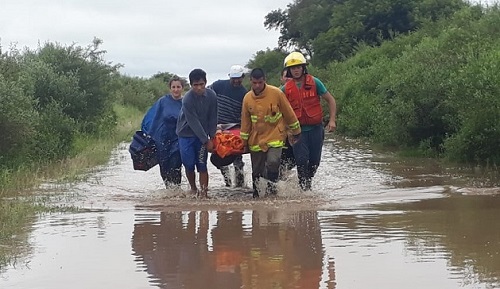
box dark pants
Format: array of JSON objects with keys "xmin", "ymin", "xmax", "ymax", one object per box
[
  {"xmin": 250, "ymin": 148, "xmax": 282, "ymax": 197},
  {"xmin": 157, "ymin": 141, "xmax": 182, "ymax": 188},
  {"xmin": 279, "ymin": 138, "xmax": 296, "ymax": 179},
  {"xmin": 292, "ymin": 124, "xmax": 324, "ymax": 190}
]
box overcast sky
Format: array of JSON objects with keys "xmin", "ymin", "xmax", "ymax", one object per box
[{"xmin": 0, "ymin": 0, "xmax": 292, "ymax": 83}]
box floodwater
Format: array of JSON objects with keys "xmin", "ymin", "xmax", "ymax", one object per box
[{"xmin": 1, "ymin": 136, "xmax": 500, "ymax": 289}]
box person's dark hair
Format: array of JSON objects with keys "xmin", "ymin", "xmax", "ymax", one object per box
[
  {"xmin": 250, "ymin": 68, "xmax": 266, "ymax": 80},
  {"xmin": 281, "ymin": 67, "xmax": 288, "ymax": 77},
  {"xmin": 188, "ymin": 68, "xmax": 207, "ymax": 84},
  {"xmin": 168, "ymin": 75, "xmax": 184, "ymax": 88}
]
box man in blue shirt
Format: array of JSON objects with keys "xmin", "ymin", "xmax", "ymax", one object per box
[
  {"xmin": 176, "ymin": 69, "xmax": 218, "ymax": 198},
  {"xmin": 208, "ymin": 65, "xmax": 248, "ymax": 188}
]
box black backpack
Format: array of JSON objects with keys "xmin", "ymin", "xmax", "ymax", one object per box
[{"xmin": 128, "ymin": 131, "xmax": 158, "ymax": 171}]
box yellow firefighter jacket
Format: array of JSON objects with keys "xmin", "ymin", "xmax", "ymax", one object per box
[{"xmin": 240, "ymin": 84, "xmax": 301, "ymax": 152}]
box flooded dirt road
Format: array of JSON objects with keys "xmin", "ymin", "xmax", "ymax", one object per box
[{"xmin": 1, "ymin": 137, "xmax": 500, "ymax": 288}]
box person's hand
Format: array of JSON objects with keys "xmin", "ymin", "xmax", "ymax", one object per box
[
  {"xmin": 325, "ymin": 120, "xmax": 336, "ymax": 132},
  {"xmin": 205, "ymin": 139, "xmax": 214, "ymax": 152},
  {"xmin": 289, "ymin": 133, "xmax": 301, "ymax": 146}
]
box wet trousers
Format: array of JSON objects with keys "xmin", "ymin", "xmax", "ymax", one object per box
[
  {"xmin": 250, "ymin": 148, "xmax": 282, "ymax": 197},
  {"xmin": 220, "ymin": 155, "xmax": 245, "ymax": 187},
  {"xmin": 292, "ymin": 124, "xmax": 324, "ymax": 191},
  {"xmin": 157, "ymin": 142, "xmax": 182, "ymax": 188}
]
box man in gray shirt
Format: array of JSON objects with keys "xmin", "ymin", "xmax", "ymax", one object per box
[{"xmin": 176, "ymin": 68, "xmax": 218, "ymax": 198}]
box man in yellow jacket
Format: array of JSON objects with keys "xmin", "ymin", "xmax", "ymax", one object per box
[{"xmin": 240, "ymin": 68, "xmax": 301, "ymax": 198}]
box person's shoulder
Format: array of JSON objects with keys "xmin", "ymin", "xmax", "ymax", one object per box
[
  {"xmin": 206, "ymin": 88, "xmax": 217, "ymax": 98},
  {"xmin": 182, "ymin": 90, "xmax": 195, "ymax": 101},
  {"xmin": 311, "ymin": 75, "xmax": 325, "ymax": 85},
  {"xmin": 266, "ymin": 84, "xmax": 283, "ymax": 93},
  {"xmin": 211, "ymin": 79, "xmax": 228, "ymax": 88},
  {"xmin": 217, "ymin": 79, "xmax": 230, "ymax": 85},
  {"xmin": 239, "ymin": 85, "xmax": 249, "ymax": 93},
  {"xmin": 153, "ymin": 94, "xmax": 168, "ymax": 105},
  {"xmin": 159, "ymin": 94, "xmax": 173, "ymax": 101},
  {"xmin": 242, "ymin": 90, "xmax": 253, "ymax": 100}
]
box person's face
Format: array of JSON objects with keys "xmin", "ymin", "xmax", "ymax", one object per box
[
  {"xmin": 191, "ymin": 79, "xmax": 206, "ymax": 96},
  {"xmin": 170, "ymin": 80, "xmax": 183, "ymax": 98},
  {"xmin": 290, "ymin": 65, "xmax": 304, "ymax": 79},
  {"xmin": 281, "ymin": 70, "xmax": 291, "ymax": 85},
  {"xmin": 250, "ymin": 77, "xmax": 266, "ymax": 95},
  {"xmin": 229, "ymin": 77, "xmax": 243, "ymax": 87}
]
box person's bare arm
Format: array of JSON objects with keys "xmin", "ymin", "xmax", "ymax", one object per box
[{"xmin": 322, "ymin": 92, "xmax": 337, "ymax": 132}]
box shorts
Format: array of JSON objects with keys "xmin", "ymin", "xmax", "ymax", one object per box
[{"xmin": 179, "ymin": 137, "xmax": 208, "ymax": 172}]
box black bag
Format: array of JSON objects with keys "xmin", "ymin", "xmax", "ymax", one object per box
[{"xmin": 129, "ymin": 131, "xmax": 158, "ymax": 171}]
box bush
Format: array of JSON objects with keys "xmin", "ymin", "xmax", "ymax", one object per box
[{"xmin": 0, "ymin": 74, "xmax": 38, "ymax": 167}]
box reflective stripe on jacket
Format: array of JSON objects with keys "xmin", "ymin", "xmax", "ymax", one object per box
[{"xmin": 240, "ymin": 84, "xmax": 301, "ymax": 152}]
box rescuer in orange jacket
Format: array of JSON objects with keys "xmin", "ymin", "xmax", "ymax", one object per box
[{"xmin": 282, "ymin": 52, "xmax": 337, "ymax": 191}]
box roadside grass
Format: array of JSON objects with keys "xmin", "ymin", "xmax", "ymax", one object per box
[{"xmin": 0, "ymin": 104, "xmax": 143, "ymax": 270}]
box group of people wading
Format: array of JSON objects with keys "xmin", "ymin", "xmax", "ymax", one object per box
[{"xmin": 140, "ymin": 52, "xmax": 337, "ymax": 198}]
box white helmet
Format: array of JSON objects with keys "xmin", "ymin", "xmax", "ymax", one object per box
[{"xmin": 228, "ymin": 65, "xmax": 245, "ymax": 78}]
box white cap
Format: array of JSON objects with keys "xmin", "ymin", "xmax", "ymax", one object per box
[{"xmin": 228, "ymin": 65, "xmax": 244, "ymax": 78}]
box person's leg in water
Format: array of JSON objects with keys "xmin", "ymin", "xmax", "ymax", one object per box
[
  {"xmin": 279, "ymin": 138, "xmax": 296, "ymax": 180},
  {"xmin": 294, "ymin": 125, "xmax": 324, "ymax": 191},
  {"xmin": 265, "ymin": 147, "xmax": 282, "ymax": 195},
  {"xmin": 159, "ymin": 145, "xmax": 182, "ymax": 189},
  {"xmin": 220, "ymin": 166, "xmax": 232, "ymax": 187},
  {"xmin": 185, "ymin": 170, "xmax": 197, "ymax": 194},
  {"xmin": 293, "ymin": 130, "xmax": 312, "ymax": 191},
  {"xmin": 199, "ymin": 171, "xmax": 209, "ymax": 198},
  {"xmin": 250, "ymin": 151, "xmax": 266, "ymax": 198},
  {"xmin": 233, "ymin": 155, "xmax": 245, "ymax": 187},
  {"xmin": 179, "ymin": 137, "xmax": 199, "ymax": 194},
  {"xmin": 195, "ymin": 143, "xmax": 209, "ymax": 198},
  {"xmin": 307, "ymin": 124, "xmax": 325, "ymax": 189}
]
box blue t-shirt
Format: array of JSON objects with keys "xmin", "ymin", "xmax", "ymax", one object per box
[{"xmin": 209, "ymin": 79, "xmax": 247, "ymax": 125}]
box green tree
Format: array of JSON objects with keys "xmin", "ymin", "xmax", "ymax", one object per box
[
  {"xmin": 22, "ymin": 38, "xmax": 119, "ymax": 134},
  {"xmin": 246, "ymin": 48, "xmax": 288, "ymax": 86},
  {"xmin": 265, "ymin": 0, "xmax": 467, "ymax": 64},
  {"xmin": 0, "ymin": 74, "xmax": 38, "ymax": 166}
]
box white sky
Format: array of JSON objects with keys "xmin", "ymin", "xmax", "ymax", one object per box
[{"xmin": 0, "ymin": 0, "xmax": 292, "ymax": 83}]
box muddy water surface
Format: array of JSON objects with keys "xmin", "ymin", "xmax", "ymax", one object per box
[{"xmin": 1, "ymin": 137, "xmax": 500, "ymax": 289}]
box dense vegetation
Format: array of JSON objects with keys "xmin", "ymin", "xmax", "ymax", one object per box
[
  {"xmin": 0, "ymin": 38, "xmax": 177, "ymax": 192},
  {"xmin": 252, "ymin": 1, "xmax": 500, "ymax": 165}
]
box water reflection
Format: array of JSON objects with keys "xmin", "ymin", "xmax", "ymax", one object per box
[
  {"xmin": 374, "ymin": 195, "xmax": 500, "ymax": 286},
  {"xmin": 318, "ymin": 194, "xmax": 500, "ymax": 288},
  {"xmin": 132, "ymin": 210, "xmax": 334, "ymax": 289}
]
